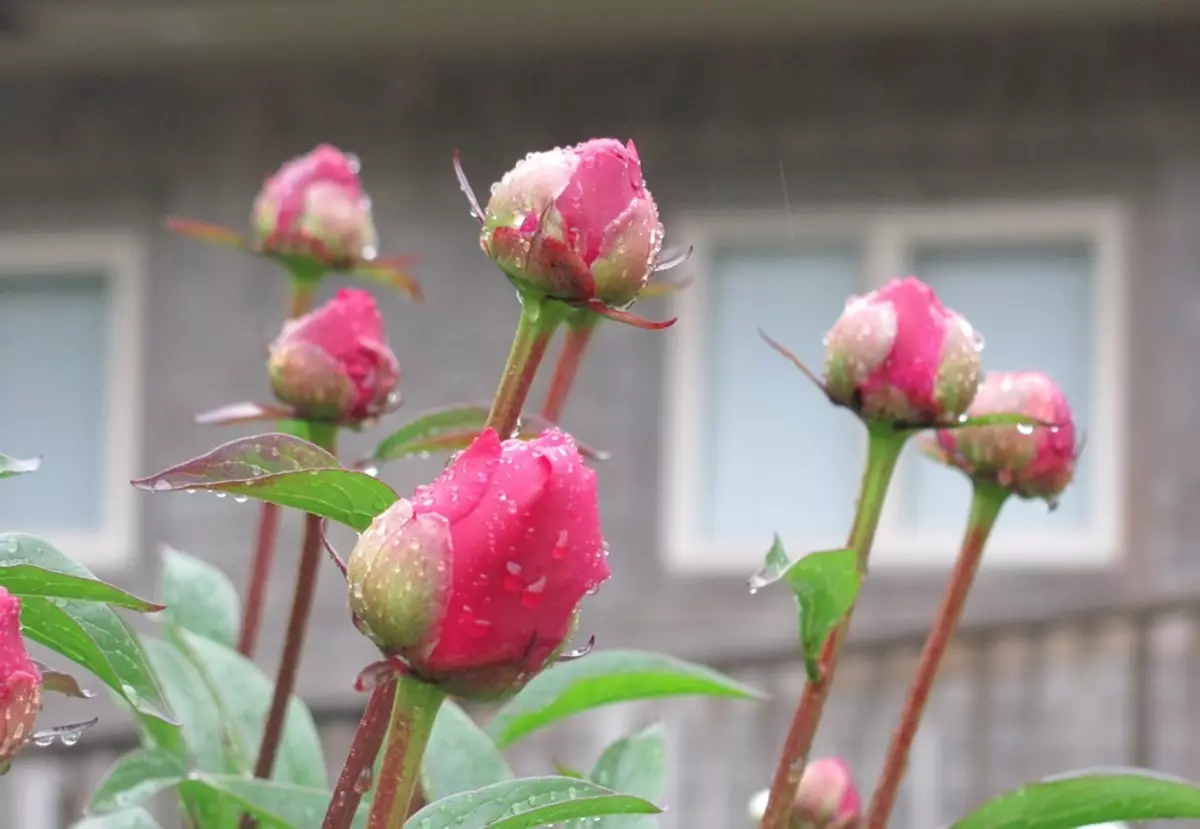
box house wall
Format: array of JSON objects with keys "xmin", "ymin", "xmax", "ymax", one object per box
[{"xmin": 0, "ymin": 18, "xmax": 1198, "ymax": 705}]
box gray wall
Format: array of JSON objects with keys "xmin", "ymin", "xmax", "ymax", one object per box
[{"xmin": 2, "ymin": 18, "xmax": 1199, "ymax": 707}]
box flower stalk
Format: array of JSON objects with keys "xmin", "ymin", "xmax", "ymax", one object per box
[
  {"xmin": 242, "ymin": 421, "xmax": 338, "ymax": 822},
  {"xmin": 238, "ymin": 274, "xmax": 318, "ymax": 658},
  {"xmin": 539, "ymin": 309, "xmax": 600, "ymax": 423},
  {"xmin": 486, "ymin": 292, "xmax": 570, "ymax": 438},
  {"xmin": 866, "ymin": 481, "xmax": 1008, "ymax": 829},
  {"xmin": 759, "ymin": 424, "xmax": 908, "ymax": 829},
  {"xmin": 366, "ymin": 675, "xmax": 445, "ymax": 829},
  {"xmin": 322, "ymin": 679, "xmax": 399, "ymax": 829}
]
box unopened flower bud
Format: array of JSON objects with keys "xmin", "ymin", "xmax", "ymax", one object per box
[
  {"xmin": 823, "ymin": 277, "xmax": 982, "ymax": 426},
  {"xmin": 793, "ymin": 758, "xmax": 862, "ymax": 829},
  {"xmin": 267, "ymin": 288, "xmax": 399, "ymax": 423},
  {"xmin": 482, "ymin": 138, "xmax": 664, "ymax": 309},
  {"xmin": 933, "ymin": 370, "xmax": 1078, "ymax": 505},
  {"xmin": 346, "ymin": 428, "xmax": 609, "ymax": 700},
  {"xmin": 252, "ymin": 144, "xmax": 378, "ymax": 267},
  {"xmin": 0, "ymin": 588, "xmax": 40, "ymax": 771}
]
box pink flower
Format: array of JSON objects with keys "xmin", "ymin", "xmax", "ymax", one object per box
[
  {"xmin": 252, "ymin": 144, "xmax": 378, "ymax": 268},
  {"xmin": 482, "ymin": 138, "xmax": 664, "ymax": 309},
  {"xmin": 347, "ymin": 428, "xmax": 609, "ymax": 699},
  {"xmin": 0, "ymin": 588, "xmax": 40, "ymax": 770},
  {"xmin": 268, "ymin": 288, "xmax": 399, "ymax": 423},
  {"xmin": 933, "ymin": 370, "xmax": 1078, "ymax": 504},
  {"xmin": 793, "ymin": 758, "xmax": 862, "ymax": 829},
  {"xmin": 823, "ymin": 277, "xmax": 982, "ymax": 426}
]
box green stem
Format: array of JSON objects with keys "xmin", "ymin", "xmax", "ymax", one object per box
[
  {"xmin": 366, "ymin": 675, "xmax": 445, "ymax": 829},
  {"xmin": 759, "ymin": 422, "xmax": 908, "ymax": 829},
  {"xmin": 287, "ymin": 274, "xmax": 319, "ymax": 319},
  {"xmin": 866, "ymin": 481, "xmax": 1007, "ymax": 829},
  {"xmin": 486, "ymin": 293, "xmax": 570, "ymax": 438},
  {"xmin": 539, "ymin": 310, "xmax": 601, "ymax": 424}
]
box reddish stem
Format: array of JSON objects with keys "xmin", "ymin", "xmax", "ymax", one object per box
[
  {"xmin": 866, "ymin": 483, "xmax": 1007, "ymax": 829},
  {"xmin": 759, "ymin": 425, "xmax": 907, "ymax": 829},
  {"xmin": 366, "ymin": 676, "xmax": 445, "ymax": 829},
  {"xmin": 539, "ymin": 312, "xmax": 599, "ymax": 424},
  {"xmin": 237, "ymin": 504, "xmax": 281, "ymax": 657},
  {"xmin": 322, "ymin": 679, "xmax": 399, "ymax": 829}
]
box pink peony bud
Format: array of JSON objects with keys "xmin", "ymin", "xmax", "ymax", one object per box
[
  {"xmin": 793, "ymin": 758, "xmax": 862, "ymax": 829},
  {"xmin": 268, "ymin": 288, "xmax": 399, "ymax": 423},
  {"xmin": 252, "ymin": 144, "xmax": 378, "ymax": 268},
  {"xmin": 823, "ymin": 277, "xmax": 982, "ymax": 426},
  {"xmin": 482, "ymin": 138, "xmax": 664, "ymax": 309},
  {"xmin": 0, "ymin": 588, "xmax": 40, "ymax": 770},
  {"xmin": 933, "ymin": 370, "xmax": 1078, "ymax": 505},
  {"xmin": 347, "ymin": 428, "xmax": 610, "ymax": 699}
]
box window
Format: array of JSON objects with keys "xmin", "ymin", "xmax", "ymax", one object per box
[
  {"xmin": 0, "ymin": 232, "xmax": 145, "ymax": 570},
  {"xmin": 661, "ymin": 203, "xmax": 1127, "ymax": 572}
]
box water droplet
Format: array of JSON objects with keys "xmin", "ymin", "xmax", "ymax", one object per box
[
  {"xmin": 185, "ymin": 488, "xmax": 197, "ymax": 495},
  {"xmin": 346, "ymin": 153, "xmax": 362, "ymax": 173},
  {"xmin": 32, "ymin": 734, "xmax": 55, "ymax": 747},
  {"xmin": 214, "ymin": 491, "xmax": 228, "ymax": 499},
  {"xmin": 354, "ymin": 766, "xmax": 373, "ymax": 794},
  {"xmin": 1016, "ymin": 423, "xmax": 1035, "ymax": 435},
  {"xmin": 232, "ymin": 494, "xmax": 249, "ymax": 504},
  {"xmin": 506, "ymin": 561, "xmax": 523, "ymax": 575},
  {"xmin": 151, "ymin": 479, "xmax": 172, "ymax": 492},
  {"xmin": 361, "ymin": 466, "xmax": 380, "ymax": 478},
  {"xmin": 59, "ymin": 731, "xmax": 82, "ymax": 747}
]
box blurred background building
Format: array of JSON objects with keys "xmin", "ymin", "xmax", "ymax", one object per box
[{"xmin": 2, "ymin": 0, "xmax": 1200, "ymax": 826}]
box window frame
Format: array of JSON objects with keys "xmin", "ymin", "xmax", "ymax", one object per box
[
  {"xmin": 660, "ymin": 201, "xmax": 1128, "ymax": 573},
  {"xmin": 0, "ymin": 231, "xmax": 146, "ymax": 571}
]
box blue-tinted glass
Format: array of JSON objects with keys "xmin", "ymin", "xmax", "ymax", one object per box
[
  {"xmin": 702, "ymin": 244, "xmax": 862, "ymax": 549},
  {"xmin": 0, "ymin": 275, "xmax": 108, "ymax": 532},
  {"xmin": 897, "ymin": 242, "xmax": 1093, "ymax": 538}
]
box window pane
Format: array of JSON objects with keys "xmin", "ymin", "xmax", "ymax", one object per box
[
  {"xmin": 0, "ymin": 274, "xmax": 108, "ymax": 532},
  {"xmin": 894, "ymin": 242, "xmax": 1093, "ymax": 540},
  {"xmin": 701, "ymin": 244, "xmax": 862, "ymax": 550}
]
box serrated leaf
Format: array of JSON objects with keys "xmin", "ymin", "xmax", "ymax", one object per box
[
  {"xmin": 750, "ymin": 538, "xmax": 859, "ymax": 681},
  {"xmin": 488, "ymin": 650, "xmax": 763, "ymax": 748},
  {"xmin": 88, "ymin": 748, "xmax": 185, "ymax": 814},
  {"xmin": 0, "ymin": 452, "xmax": 40, "ymax": 479},
  {"xmin": 405, "ymin": 776, "xmax": 660, "ymax": 829},
  {"xmin": 421, "ymin": 700, "xmax": 513, "ymax": 801},
  {"xmin": 132, "ymin": 433, "xmax": 398, "ymax": 532},
  {"xmin": 589, "ymin": 723, "xmax": 666, "ymax": 829},
  {"xmin": 187, "ymin": 775, "xmax": 368, "ymax": 829},
  {"xmin": 71, "ymin": 807, "xmax": 164, "ymax": 829},
  {"xmin": 18, "ymin": 595, "xmax": 174, "ymax": 724},
  {"xmin": 951, "ymin": 769, "xmax": 1200, "ymax": 829},
  {"xmin": 0, "ymin": 534, "xmax": 163, "ymax": 611},
  {"xmin": 174, "ymin": 630, "xmax": 327, "ymax": 788},
  {"xmin": 160, "ymin": 546, "xmax": 239, "ymax": 648}
]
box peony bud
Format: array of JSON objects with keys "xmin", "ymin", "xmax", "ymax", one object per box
[
  {"xmin": 0, "ymin": 588, "xmax": 40, "ymax": 771},
  {"xmin": 933, "ymin": 370, "xmax": 1078, "ymax": 505},
  {"xmin": 252, "ymin": 144, "xmax": 378, "ymax": 268},
  {"xmin": 793, "ymin": 758, "xmax": 862, "ymax": 829},
  {"xmin": 482, "ymin": 138, "xmax": 664, "ymax": 309},
  {"xmin": 268, "ymin": 288, "xmax": 399, "ymax": 423},
  {"xmin": 347, "ymin": 428, "xmax": 610, "ymax": 699},
  {"xmin": 823, "ymin": 277, "xmax": 982, "ymax": 426}
]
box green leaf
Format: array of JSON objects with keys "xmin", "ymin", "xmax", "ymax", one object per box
[
  {"xmin": 140, "ymin": 638, "xmax": 242, "ymax": 828},
  {"xmin": 421, "ymin": 700, "xmax": 513, "ymax": 801},
  {"xmin": 589, "ymin": 723, "xmax": 666, "ymax": 829},
  {"xmin": 0, "ymin": 452, "xmax": 40, "ymax": 479},
  {"xmin": 0, "ymin": 534, "xmax": 163, "ymax": 611},
  {"xmin": 366, "ymin": 403, "xmax": 492, "ymax": 464},
  {"xmin": 488, "ymin": 649, "xmax": 763, "ymax": 748},
  {"xmin": 131, "ymin": 433, "xmax": 398, "ymax": 531},
  {"xmin": 174, "ymin": 630, "xmax": 327, "ymax": 788},
  {"xmin": 18, "ymin": 595, "xmax": 175, "ymax": 724},
  {"xmin": 951, "ymin": 770, "xmax": 1200, "ymax": 829},
  {"xmin": 187, "ymin": 775, "xmax": 367, "ymax": 829},
  {"xmin": 405, "ymin": 776, "xmax": 661, "ymax": 829},
  {"xmin": 749, "ymin": 538, "xmax": 859, "ymax": 681},
  {"xmin": 88, "ymin": 748, "xmax": 185, "ymax": 814},
  {"xmin": 160, "ymin": 546, "xmax": 239, "ymax": 648},
  {"xmin": 71, "ymin": 807, "xmax": 164, "ymax": 829}
]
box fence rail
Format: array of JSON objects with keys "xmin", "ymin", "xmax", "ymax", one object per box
[{"xmin": 6, "ymin": 590, "xmax": 1200, "ymax": 828}]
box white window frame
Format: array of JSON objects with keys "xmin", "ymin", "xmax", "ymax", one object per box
[
  {"xmin": 660, "ymin": 201, "xmax": 1128, "ymax": 573},
  {"xmin": 0, "ymin": 231, "xmax": 145, "ymax": 571}
]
